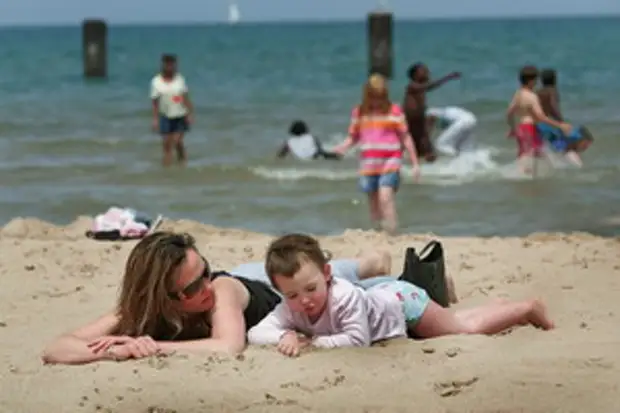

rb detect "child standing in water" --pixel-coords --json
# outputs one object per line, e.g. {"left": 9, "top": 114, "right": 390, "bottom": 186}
{"left": 150, "top": 54, "right": 194, "bottom": 166}
{"left": 247, "top": 234, "right": 555, "bottom": 357}
{"left": 334, "top": 74, "right": 420, "bottom": 234}
{"left": 506, "top": 65, "right": 572, "bottom": 174}
{"left": 536, "top": 69, "right": 593, "bottom": 168}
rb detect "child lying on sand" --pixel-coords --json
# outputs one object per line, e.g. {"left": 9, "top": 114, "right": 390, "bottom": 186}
{"left": 248, "top": 234, "right": 554, "bottom": 357}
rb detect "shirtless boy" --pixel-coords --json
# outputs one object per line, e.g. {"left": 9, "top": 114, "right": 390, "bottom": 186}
{"left": 536, "top": 69, "right": 563, "bottom": 121}
{"left": 535, "top": 69, "right": 593, "bottom": 167}
{"left": 506, "top": 65, "right": 572, "bottom": 174}
{"left": 403, "top": 63, "right": 461, "bottom": 163}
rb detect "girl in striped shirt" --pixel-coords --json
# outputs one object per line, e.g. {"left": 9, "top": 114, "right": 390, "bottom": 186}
{"left": 334, "top": 74, "right": 420, "bottom": 234}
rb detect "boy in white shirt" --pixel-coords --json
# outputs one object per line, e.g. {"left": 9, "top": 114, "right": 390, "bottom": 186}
{"left": 248, "top": 234, "right": 554, "bottom": 357}
{"left": 426, "top": 106, "right": 477, "bottom": 156}
{"left": 277, "top": 120, "right": 341, "bottom": 161}
{"left": 150, "top": 54, "right": 194, "bottom": 166}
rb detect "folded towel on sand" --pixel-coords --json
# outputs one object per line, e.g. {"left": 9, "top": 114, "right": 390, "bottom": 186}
{"left": 86, "top": 207, "right": 162, "bottom": 241}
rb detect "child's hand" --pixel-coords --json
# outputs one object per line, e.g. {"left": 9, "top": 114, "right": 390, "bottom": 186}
{"left": 560, "top": 123, "right": 572, "bottom": 136}
{"left": 411, "top": 165, "right": 420, "bottom": 181}
{"left": 297, "top": 335, "right": 312, "bottom": 348}
{"left": 333, "top": 145, "right": 346, "bottom": 156}
{"left": 507, "top": 129, "right": 516, "bottom": 139}
{"left": 277, "top": 331, "right": 303, "bottom": 357}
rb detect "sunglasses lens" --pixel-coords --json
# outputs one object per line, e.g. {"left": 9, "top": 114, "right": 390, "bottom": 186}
{"left": 182, "top": 277, "right": 204, "bottom": 298}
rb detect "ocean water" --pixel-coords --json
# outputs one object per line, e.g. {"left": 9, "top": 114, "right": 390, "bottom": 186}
{"left": 0, "top": 17, "right": 619, "bottom": 236}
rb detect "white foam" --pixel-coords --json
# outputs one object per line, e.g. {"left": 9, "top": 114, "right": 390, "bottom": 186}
{"left": 251, "top": 167, "right": 357, "bottom": 181}
{"left": 250, "top": 143, "right": 592, "bottom": 185}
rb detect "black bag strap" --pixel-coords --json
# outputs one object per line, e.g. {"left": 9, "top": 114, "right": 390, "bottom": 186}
{"left": 419, "top": 240, "right": 442, "bottom": 259}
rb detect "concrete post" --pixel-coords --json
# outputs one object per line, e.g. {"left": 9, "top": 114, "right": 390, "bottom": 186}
{"left": 82, "top": 19, "right": 107, "bottom": 78}
{"left": 367, "top": 11, "right": 393, "bottom": 79}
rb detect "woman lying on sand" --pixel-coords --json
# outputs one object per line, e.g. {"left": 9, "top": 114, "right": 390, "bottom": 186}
{"left": 248, "top": 234, "right": 555, "bottom": 357}
{"left": 42, "top": 232, "right": 393, "bottom": 365}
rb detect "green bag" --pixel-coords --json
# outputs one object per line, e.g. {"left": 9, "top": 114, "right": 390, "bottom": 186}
{"left": 398, "top": 240, "right": 450, "bottom": 308}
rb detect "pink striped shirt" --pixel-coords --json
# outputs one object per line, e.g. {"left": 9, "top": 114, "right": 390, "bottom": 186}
{"left": 348, "top": 104, "right": 408, "bottom": 176}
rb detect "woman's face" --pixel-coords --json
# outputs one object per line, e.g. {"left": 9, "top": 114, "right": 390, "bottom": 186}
{"left": 171, "top": 249, "right": 216, "bottom": 314}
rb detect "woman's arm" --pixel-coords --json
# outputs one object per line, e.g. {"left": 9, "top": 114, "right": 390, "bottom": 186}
{"left": 157, "top": 277, "right": 249, "bottom": 355}
{"left": 42, "top": 312, "right": 120, "bottom": 365}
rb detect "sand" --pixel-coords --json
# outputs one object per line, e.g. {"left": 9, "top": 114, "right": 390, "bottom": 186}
{"left": 1, "top": 217, "right": 620, "bottom": 413}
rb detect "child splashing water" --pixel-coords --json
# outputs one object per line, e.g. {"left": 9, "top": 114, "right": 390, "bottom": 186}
{"left": 334, "top": 74, "right": 420, "bottom": 234}
{"left": 248, "top": 234, "right": 555, "bottom": 357}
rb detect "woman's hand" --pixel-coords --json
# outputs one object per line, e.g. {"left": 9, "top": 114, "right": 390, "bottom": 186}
{"left": 87, "top": 335, "right": 135, "bottom": 354}
{"left": 89, "top": 336, "right": 162, "bottom": 361}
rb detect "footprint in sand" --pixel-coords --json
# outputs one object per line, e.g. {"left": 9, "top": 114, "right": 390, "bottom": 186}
{"left": 434, "top": 377, "right": 479, "bottom": 397}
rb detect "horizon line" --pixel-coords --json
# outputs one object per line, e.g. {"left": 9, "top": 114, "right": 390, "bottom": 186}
{"left": 0, "top": 12, "right": 618, "bottom": 29}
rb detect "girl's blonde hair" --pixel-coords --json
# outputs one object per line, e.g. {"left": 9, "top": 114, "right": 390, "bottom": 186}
{"left": 359, "top": 73, "right": 391, "bottom": 116}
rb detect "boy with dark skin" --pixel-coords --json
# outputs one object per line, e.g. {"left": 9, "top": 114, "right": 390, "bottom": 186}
{"left": 536, "top": 69, "right": 563, "bottom": 121}
{"left": 403, "top": 63, "right": 461, "bottom": 163}
{"left": 536, "top": 68, "right": 593, "bottom": 167}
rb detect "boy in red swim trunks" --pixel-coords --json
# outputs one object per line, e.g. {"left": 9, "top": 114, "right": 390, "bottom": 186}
{"left": 506, "top": 65, "right": 572, "bottom": 174}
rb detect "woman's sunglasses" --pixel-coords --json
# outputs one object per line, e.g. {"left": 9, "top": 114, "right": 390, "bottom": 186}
{"left": 169, "top": 258, "right": 212, "bottom": 300}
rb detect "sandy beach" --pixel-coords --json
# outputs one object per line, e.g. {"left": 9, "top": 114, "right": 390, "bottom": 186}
{"left": 1, "top": 217, "right": 619, "bottom": 413}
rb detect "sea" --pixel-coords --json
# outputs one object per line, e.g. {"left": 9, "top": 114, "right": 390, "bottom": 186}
{"left": 0, "top": 16, "right": 619, "bottom": 237}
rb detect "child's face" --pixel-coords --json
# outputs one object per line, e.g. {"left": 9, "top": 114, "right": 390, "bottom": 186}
{"left": 274, "top": 261, "right": 331, "bottom": 319}
{"left": 415, "top": 66, "right": 429, "bottom": 82}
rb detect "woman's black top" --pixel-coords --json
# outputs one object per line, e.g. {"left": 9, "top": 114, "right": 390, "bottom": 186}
{"left": 211, "top": 271, "right": 281, "bottom": 331}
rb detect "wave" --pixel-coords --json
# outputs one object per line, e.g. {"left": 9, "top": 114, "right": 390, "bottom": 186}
{"left": 250, "top": 146, "right": 535, "bottom": 186}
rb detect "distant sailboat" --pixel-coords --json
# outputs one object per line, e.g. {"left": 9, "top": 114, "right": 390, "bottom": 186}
{"left": 228, "top": 1, "right": 240, "bottom": 24}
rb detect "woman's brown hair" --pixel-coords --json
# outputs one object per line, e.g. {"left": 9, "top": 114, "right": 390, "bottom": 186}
{"left": 113, "top": 231, "right": 209, "bottom": 340}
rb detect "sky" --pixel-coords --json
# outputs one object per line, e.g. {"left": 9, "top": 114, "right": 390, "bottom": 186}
{"left": 1, "top": 0, "right": 619, "bottom": 26}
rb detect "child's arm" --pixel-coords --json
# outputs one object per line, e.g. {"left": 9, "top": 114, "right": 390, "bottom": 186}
{"left": 247, "top": 303, "right": 297, "bottom": 345}
{"left": 531, "top": 95, "right": 570, "bottom": 131}
{"left": 276, "top": 142, "right": 290, "bottom": 158}
{"left": 312, "top": 288, "right": 371, "bottom": 348}
{"left": 395, "top": 107, "right": 420, "bottom": 169}
{"left": 506, "top": 93, "right": 517, "bottom": 134}
{"left": 333, "top": 136, "right": 356, "bottom": 155}
{"left": 150, "top": 78, "right": 161, "bottom": 129}
{"left": 407, "top": 72, "right": 460, "bottom": 93}
{"left": 548, "top": 90, "right": 563, "bottom": 121}
{"left": 180, "top": 76, "right": 193, "bottom": 122}
{"left": 333, "top": 108, "right": 361, "bottom": 154}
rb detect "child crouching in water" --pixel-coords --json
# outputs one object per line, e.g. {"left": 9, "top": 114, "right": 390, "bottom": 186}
{"left": 333, "top": 73, "right": 420, "bottom": 234}
{"left": 248, "top": 234, "right": 554, "bottom": 357}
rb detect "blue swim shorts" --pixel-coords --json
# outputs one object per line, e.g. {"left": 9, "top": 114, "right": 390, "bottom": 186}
{"left": 159, "top": 115, "right": 189, "bottom": 135}
{"left": 377, "top": 280, "right": 430, "bottom": 326}
{"left": 358, "top": 171, "right": 400, "bottom": 193}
